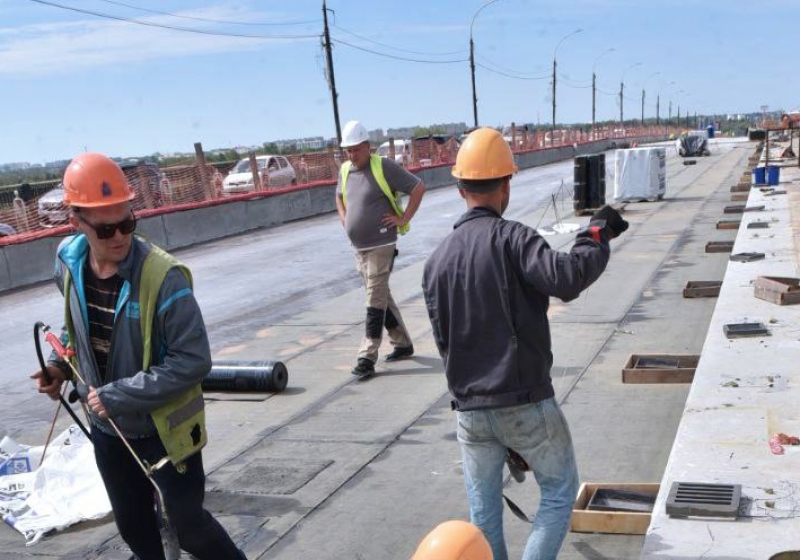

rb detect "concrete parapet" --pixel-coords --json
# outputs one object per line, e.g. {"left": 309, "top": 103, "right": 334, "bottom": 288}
{"left": 0, "top": 248, "right": 10, "bottom": 292}
{"left": 0, "top": 234, "right": 64, "bottom": 291}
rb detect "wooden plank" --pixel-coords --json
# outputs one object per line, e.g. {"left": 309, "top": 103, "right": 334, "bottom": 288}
{"left": 724, "top": 204, "right": 746, "bottom": 214}
{"left": 571, "top": 483, "right": 660, "bottom": 535}
{"left": 706, "top": 241, "right": 734, "bottom": 253}
{"left": 622, "top": 353, "right": 699, "bottom": 384}
{"left": 730, "top": 192, "right": 749, "bottom": 202}
{"left": 683, "top": 280, "right": 722, "bottom": 298}
{"left": 754, "top": 276, "right": 800, "bottom": 305}
{"left": 716, "top": 220, "right": 740, "bottom": 230}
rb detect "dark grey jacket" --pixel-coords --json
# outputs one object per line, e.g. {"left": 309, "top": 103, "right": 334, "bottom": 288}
{"left": 422, "top": 206, "right": 610, "bottom": 411}
{"left": 52, "top": 234, "right": 211, "bottom": 438}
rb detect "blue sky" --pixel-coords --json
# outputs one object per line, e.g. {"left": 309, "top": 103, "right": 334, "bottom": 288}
{"left": 2, "top": 0, "right": 798, "bottom": 164}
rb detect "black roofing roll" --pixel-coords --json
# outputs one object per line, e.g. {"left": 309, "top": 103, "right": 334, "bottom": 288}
{"left": 203, "top": 360, "right": 288, "bottom": 392}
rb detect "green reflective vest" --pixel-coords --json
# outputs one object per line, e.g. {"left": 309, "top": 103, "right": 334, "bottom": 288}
{"left": 64, "top": 245, "right": 206, "bottom": 468}
{"left": 340, "top": 154, "right": 409, "bottom": 235}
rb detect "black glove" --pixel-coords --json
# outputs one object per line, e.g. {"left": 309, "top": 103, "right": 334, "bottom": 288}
{"left": 591, "top": 205, "right": 629, "bottom": 239}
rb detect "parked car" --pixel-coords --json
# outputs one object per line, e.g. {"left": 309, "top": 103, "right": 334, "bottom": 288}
{"left": 119, "top": 160, "right": 170, "bottom": 209}
{"left": 37, "top": 160, "right": 169, "bottom": 226}
{"left": 0, "top": 223, "right": 16, "bottom": 237}
{"left": 222, "top": 155, "right": 296, "bottom": 194}
{"left": 376, "top": 140, "right": 411, "bottom": 164}
{"left": 37, "top": 185, "right": 69, "bottom": 225}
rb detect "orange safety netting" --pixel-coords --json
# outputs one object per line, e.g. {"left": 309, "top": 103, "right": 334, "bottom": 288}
{"left": 0, "top": 124, "right": 678, "bottom": 246}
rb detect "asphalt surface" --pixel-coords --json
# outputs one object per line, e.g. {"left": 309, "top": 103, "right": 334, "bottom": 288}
{"left": 0, "top": 156, "right": 574, "bottom": 443}
{"left": 0, "top": 140, "right": 754, "bottom": 560}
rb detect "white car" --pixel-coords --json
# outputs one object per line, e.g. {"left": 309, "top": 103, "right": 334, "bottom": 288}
{"left": 0, "top": 223, "right": 16, "bottom": 237}
{"left": 37, "top": 185, "right": 69, "bottom": 225}
{"left": 376, "top": 140, "right": 411, "bottom": 165}
{"left": 222, "top": 155, "right": 296, "bottom": 194}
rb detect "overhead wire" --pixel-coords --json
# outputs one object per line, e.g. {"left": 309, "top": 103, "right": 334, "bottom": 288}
{"left": 332, "top": 23, "right": 468, "bottom": 56}
{"left": 331, "top": 36, "right": 468, "bottom": 64}
{"left": 476, "top": 53, "right": 549, "bottom": 79}
{"left": 25, "top": 0, "right": 321, "bottom": 39}
{"left": 476, "top": 62, "right": 549, "bottom": 81}
{"left": 94, "top": 0, "right": 320, "bottom": 26}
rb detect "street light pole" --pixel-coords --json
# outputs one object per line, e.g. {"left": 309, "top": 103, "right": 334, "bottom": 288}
{"left": 641, "top": 71, "right": 660, "bottom": 126}
{"left": 469, "top": 0, "right": 502, "bottom": 128}
{"left": 619, "top": 62, "right": 641, "bottom": 131}
{"left": 657, "top": 80, "right": 676, "bottom": 127}
{"left": 591, "top": 47, "right": 615, "bottom": 136}
{"left": 552, "top": 28, "right": 582, "bottom": 145}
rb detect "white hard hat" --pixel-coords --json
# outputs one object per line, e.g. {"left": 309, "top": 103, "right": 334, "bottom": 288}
{"left": 341, "top": 120, "right": 370, "bottom": 148}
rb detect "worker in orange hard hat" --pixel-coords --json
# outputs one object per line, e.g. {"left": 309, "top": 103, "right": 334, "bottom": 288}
{"left": 32, "top": 152, "right": 247, "bottom": 560}
{"left": 422, "top": 128, "right": 628, "bottom": 560}
{"left": 410, "top": 520, "right": 493, "bottom": 560}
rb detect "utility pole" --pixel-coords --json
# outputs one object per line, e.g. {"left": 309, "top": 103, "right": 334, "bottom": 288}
{"left": 641, "top": 88, "right": 645, "bottom": 126}
{"left": 619, "top": 81, "right": 624, "bottom": 129}
{"left": 551, "top": 58, "right": 557, "bottom": 145}
{"left": 669, "top": 100, "right": 672, "bottom": 126}
{"left": 322, "top": 0, "right": 342, "bottom": 146}
{"left": 592, "top": 72, "right": 597, "bottom": 132}
{"left": 470, "top": 36, "right": 478, "bottom": 127}
{"left": 656, "top": 95, "right": 660, "bottom": 126}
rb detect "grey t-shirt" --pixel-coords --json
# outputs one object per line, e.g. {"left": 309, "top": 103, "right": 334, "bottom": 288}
{"left": 336, "top": 157, "right": 420, "bottom": 250}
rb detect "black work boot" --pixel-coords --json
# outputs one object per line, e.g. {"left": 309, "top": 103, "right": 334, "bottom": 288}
{"left": 385, "top": 345, "right": 414, "bottom": 362}
{"left": 351, "top": 358, "right": 375, "bottom": 379}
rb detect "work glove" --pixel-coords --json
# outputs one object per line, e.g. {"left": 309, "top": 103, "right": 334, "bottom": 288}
{"left": 591, "top": 205, "right": 629, "bottom": 239}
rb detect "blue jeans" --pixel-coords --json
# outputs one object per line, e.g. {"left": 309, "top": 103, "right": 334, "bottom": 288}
{"left": 92, "top": 429, "right": 246, "bottom": 560}
{"left": 457, "top": 398, "right": 579, "bottom": 560}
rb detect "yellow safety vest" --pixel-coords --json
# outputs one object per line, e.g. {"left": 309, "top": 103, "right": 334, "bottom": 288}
{"left": 340, "top": 154, "right": 409, "bottom": 235}
{"left": 64, "top": 245, "right": 206, "bottom": 468}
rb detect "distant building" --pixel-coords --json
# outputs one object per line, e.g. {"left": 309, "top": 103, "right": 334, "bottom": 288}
{"left": 0, "top": 162, "right": 32, "bottom": 172}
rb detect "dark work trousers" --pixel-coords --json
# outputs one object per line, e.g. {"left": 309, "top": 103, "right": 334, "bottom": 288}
{"left": 92, "top": 429, "right": 245, "bottom": 560}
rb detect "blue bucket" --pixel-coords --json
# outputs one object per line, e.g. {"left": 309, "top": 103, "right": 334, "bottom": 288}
{"left": 767, "top": 166, "right": 780, "bottom": 186}
{"left": 753, "top": 167, "right": 766, "bottom": 185}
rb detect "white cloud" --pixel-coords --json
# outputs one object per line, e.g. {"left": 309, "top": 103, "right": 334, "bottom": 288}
{"left": 0, "top": 4, "right": 317, "bottom": 76}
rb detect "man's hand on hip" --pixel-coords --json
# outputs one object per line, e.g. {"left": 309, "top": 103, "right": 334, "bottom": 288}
{"left": 382, "top": 213, "right": 406, "bottom": 228}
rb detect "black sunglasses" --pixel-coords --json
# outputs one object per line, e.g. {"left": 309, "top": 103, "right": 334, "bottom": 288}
{"left": 78, "top": 214, "right": 137, "bottom": 239}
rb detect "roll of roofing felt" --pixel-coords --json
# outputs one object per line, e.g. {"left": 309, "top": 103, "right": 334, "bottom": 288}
{"left": 203, "top": 360, "right": 288, "bottom": 392}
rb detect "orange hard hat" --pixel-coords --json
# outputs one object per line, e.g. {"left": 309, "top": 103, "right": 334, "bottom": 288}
{"left": 452, "top": 128, "right": 518, "bottom": 181}
{"left": 410, "top": 520, "right": 493, "bottom": 560}
{"left": 62, "top": 153, "right": 135, "bottom": 207}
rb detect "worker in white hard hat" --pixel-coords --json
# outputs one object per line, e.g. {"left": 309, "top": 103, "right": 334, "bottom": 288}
{"left": 422, "top": 128, "right": 628, "bottom": 560}
{"left": 335, "top": 120, "right": 426, "bottom": 379}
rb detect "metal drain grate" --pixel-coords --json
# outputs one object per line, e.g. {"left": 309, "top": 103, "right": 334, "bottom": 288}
{"left": 666, "top": 482, "right": 741, "bottom": 518}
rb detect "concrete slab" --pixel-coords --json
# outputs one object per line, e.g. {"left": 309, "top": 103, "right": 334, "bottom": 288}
{"left": 642, "top": 140, "right": 800, "bottom": 560}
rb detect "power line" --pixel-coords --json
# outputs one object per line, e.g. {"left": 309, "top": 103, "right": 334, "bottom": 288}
{"left": 333, "top": 23, "right": 467, "bottom": 57}
{"left": 26, "top": 0, "right": 320, "bottom": 39}
{"left": 332, "top": 36, "right": 468, "bottom": 64}
{"left": 476, "top": 62, "right": 549, "bottom": 81}
{"left": 476, "top": 53, "right": 549, "bottom": 79}
{"left": 95, "top": 0, "right": 321, "bottom": 27}
{"left": 558, "top": 73, "right": 592, "bottom": 88}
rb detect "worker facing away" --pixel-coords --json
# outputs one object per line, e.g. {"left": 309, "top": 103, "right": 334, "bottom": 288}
{"left": 411, "top": 520, "right": 493, "bottom": 560}
{"left": 335, "top": 120, "right": 426, "bottom": 378}
{"left": 422, "top": 128, "right": 628, "bottom": 560}
{"left": 31, "top": 153, "right": 247, "bottom": 560}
